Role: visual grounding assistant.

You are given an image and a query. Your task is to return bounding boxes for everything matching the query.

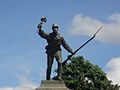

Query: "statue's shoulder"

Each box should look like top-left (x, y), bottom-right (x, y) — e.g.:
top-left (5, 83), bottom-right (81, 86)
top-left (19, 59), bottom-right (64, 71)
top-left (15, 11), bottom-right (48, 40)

top-left (57, 34), bottom-right (64, 39)
top-left (46, 32), bottom-right (52, 37)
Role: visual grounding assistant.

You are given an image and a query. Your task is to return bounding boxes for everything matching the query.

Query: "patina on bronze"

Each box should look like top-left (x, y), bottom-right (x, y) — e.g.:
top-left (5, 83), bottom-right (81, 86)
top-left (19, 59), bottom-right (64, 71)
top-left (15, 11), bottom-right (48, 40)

top-left (37, 16), bottom-right (73, 81)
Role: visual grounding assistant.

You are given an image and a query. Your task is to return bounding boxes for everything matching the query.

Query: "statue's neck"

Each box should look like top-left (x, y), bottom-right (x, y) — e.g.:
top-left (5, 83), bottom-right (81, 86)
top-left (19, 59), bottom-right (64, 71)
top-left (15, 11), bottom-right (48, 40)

top-left (52, 32), bottom-right (58, 36)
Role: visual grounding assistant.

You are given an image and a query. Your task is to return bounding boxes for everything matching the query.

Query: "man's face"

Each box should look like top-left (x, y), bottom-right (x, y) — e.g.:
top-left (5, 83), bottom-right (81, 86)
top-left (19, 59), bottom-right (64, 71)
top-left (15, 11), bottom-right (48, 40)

top-left (52, 27), bottom-right (58, 34)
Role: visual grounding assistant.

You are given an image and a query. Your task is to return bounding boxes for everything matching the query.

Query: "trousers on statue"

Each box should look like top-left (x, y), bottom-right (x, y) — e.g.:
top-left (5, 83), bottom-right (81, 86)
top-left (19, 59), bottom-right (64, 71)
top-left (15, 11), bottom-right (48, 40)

top-left (46, 51), bottom-right (62, 80)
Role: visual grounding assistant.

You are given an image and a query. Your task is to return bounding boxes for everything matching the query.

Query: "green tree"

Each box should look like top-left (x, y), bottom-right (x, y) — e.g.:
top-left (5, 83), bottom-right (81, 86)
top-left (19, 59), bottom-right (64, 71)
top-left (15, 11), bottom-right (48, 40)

top-left (62, 56), bottom-right (120, 90)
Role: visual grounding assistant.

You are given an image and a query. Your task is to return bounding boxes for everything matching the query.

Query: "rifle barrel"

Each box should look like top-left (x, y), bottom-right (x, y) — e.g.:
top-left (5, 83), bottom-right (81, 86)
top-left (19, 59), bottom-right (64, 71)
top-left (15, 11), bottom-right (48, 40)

top-left (62, 26), bottom-right (103, 66)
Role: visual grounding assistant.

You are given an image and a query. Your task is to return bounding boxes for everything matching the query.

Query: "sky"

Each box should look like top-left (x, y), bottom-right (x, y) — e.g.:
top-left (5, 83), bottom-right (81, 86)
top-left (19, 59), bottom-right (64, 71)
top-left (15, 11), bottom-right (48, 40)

top-left (0, 0), bottom-right (120, 90)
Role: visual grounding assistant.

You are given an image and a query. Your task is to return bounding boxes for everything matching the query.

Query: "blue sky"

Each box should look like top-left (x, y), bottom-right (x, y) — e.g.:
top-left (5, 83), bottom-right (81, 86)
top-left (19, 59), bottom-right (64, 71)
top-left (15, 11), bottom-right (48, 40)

top-left (0, 0), bottom-right (120, 89)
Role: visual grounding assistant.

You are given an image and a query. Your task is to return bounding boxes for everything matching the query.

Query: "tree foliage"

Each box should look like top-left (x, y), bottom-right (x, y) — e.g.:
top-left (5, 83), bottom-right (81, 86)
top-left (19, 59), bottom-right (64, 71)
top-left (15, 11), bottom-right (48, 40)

top-left (62, 56), bottom-right (120, 90)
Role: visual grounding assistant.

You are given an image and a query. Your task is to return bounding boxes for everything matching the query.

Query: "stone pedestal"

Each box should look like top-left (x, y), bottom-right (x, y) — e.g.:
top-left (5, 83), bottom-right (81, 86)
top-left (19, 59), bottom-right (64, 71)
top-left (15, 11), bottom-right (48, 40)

top-left (35, 80), bottom-right (69, 90)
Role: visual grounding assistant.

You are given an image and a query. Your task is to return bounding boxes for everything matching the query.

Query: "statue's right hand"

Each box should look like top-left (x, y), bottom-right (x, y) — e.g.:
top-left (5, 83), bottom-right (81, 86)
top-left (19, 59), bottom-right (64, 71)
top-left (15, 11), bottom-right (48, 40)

top-left (37, 23), bottom-right (42, 28)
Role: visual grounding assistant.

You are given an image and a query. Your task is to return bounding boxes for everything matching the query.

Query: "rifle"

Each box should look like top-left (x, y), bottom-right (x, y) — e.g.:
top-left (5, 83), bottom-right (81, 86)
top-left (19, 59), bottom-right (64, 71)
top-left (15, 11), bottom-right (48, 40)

top-left (62, 26), bottom-right (103, 66)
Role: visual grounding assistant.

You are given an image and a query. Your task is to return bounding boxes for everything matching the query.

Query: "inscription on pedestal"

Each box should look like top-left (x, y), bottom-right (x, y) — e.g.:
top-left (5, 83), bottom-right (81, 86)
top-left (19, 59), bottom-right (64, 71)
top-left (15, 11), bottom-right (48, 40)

top-left (35, 80), bottom-right (69, 90)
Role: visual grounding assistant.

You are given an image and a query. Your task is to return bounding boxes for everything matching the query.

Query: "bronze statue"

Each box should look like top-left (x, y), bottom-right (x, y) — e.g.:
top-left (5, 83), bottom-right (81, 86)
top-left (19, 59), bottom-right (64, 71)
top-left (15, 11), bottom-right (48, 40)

top-left (37, 16), bottom-right (73, 80)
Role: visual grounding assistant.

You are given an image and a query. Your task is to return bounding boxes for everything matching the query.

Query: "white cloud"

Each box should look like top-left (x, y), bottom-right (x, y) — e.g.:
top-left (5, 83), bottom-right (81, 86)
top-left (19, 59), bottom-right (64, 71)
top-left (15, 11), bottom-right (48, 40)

top-left (105, 57), bottom-right (120, 85)
top-left (0, 87), bottom-right (13, 90)
top-left (69, 13), bottom-right (120, 44)
top-left (0, 62), bottom-right (46, 90)
top-left (16, 74), bottom-right (37, 89)
top-left (0, 66), bottom-right (37, 90)
top-left (0, 76), bottom-right (38, 90)
top-left (0, 87), bottom-right (33, 90)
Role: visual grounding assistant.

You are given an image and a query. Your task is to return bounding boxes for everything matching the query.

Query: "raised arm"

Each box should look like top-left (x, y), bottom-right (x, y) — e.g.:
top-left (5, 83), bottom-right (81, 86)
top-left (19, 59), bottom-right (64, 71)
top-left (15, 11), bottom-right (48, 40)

top-left (37, 16), bottom-right (48, 39)
top-left (37, 24), bottom-right (48, 39)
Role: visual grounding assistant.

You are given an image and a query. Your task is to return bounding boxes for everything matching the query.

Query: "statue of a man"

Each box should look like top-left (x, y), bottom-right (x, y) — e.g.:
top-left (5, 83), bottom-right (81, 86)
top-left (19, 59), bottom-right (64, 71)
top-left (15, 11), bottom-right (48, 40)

top-left (37, 18), bottom-right (73, 80)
